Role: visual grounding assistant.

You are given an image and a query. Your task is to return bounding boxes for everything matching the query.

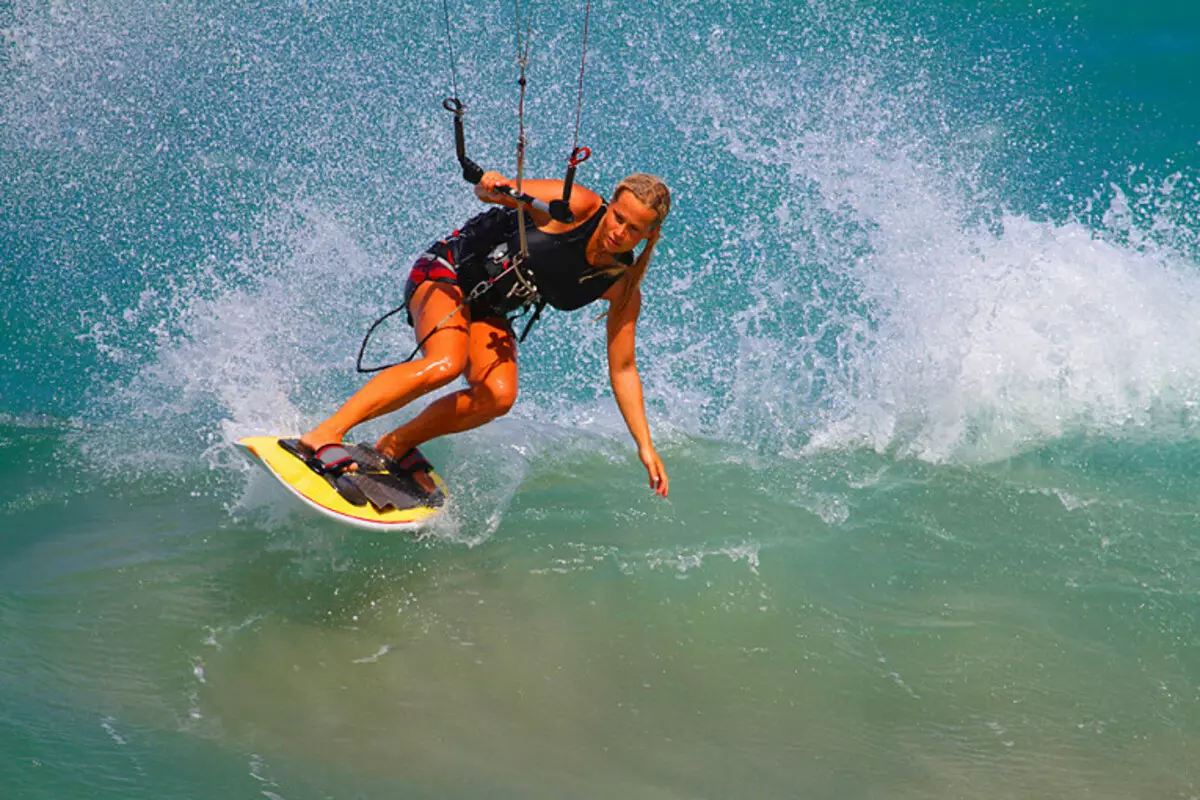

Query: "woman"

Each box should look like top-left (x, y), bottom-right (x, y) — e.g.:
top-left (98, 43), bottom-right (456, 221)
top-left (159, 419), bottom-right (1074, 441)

top-left (299, 171), bottom-right (671, 498)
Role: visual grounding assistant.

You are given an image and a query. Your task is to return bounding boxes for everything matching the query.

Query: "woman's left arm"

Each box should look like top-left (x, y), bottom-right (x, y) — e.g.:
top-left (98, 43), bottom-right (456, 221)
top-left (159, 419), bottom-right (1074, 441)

top-left (605, 277), bottom-right (669, 498)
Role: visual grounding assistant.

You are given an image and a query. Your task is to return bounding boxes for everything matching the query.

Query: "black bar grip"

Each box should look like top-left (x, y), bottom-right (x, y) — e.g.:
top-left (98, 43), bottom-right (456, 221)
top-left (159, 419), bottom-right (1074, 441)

top-left (494, 185), bottom-right (574, 223)
top-left (453, 116), bottom-right (484, 183)
top-left (443, 97), bottom-right (483, 184)
top-left (493, 185), bottom-right (549, 214)
top-left (553, 146), bottom-right (590, 223)
top-left (444, 98), bottom-right (467, 158)
top-left (560, 162), bottom-right (578, 203)
top-left (453, 116), bottom-right (467, 161)
top-left (460, 157), bottom-right (484, 185)
top-left (547, 199), bottom-right (574, 224)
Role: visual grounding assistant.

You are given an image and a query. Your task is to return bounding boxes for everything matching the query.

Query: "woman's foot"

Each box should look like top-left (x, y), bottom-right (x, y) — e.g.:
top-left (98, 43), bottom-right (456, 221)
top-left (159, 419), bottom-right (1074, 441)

top-left (299, 426), bottom-right (357, 472)
top-left (375, 433), bottom-right (437, 495)
top-left (300, 423), bottom-right (342, 450)
top-left (373, 430), bottom-right (410, 461)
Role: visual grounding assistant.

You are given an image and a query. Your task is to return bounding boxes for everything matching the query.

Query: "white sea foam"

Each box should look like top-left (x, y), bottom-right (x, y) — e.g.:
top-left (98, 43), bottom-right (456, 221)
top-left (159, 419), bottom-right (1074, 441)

top-left (619, 2), bottom-right (1200, 464)
top-left (21, 0), bottom-right (1199, 485)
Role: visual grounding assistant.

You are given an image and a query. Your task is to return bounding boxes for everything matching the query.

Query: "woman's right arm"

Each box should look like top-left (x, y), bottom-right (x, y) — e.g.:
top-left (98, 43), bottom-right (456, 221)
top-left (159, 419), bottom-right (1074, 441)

top-left (475, 171), bottom-right (602, 228)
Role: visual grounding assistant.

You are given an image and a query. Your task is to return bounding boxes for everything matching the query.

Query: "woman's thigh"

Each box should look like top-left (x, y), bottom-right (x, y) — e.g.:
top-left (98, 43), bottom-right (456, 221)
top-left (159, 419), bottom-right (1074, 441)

top-left (409, 281), bottom-right (470, 371)
top-left (465, 316), bottom-right (518, 407)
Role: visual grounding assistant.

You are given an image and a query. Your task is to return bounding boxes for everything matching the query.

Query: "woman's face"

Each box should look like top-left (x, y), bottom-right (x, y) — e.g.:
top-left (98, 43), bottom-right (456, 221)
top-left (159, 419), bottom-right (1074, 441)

top-left (600, 191), bottom-right (658, 254)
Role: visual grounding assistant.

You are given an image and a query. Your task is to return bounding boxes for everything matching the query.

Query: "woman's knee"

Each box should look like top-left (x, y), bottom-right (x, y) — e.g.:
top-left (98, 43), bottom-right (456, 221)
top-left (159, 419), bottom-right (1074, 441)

top-left (472, 377), bottom-right (518, 418)
top-left (422, 354), bottom-right (467, 388)
top-left (385, 353), bottom-right (463, 391)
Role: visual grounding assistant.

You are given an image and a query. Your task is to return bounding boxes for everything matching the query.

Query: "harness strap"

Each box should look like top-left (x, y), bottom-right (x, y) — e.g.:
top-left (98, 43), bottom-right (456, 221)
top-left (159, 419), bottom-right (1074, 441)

top-left (356, 251), bottom-right (542, 374)
top-left (518, 299), bottom-right (547, 343)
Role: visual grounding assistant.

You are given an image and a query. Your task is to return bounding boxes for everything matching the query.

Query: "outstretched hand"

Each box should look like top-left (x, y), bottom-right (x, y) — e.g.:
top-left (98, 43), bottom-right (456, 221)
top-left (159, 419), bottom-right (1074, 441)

top-left (639, 444), bottom-right (669, 498)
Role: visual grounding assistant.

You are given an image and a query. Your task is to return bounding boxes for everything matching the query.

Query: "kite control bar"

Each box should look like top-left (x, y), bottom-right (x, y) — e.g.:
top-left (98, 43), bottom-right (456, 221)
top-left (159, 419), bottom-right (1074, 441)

top-left (443, 97), bottom-right (584, 224)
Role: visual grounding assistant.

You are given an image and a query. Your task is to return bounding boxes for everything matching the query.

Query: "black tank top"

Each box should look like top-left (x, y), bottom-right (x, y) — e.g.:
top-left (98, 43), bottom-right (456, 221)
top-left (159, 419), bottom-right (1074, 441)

top-left (445, 205), bottom-right (633, 320)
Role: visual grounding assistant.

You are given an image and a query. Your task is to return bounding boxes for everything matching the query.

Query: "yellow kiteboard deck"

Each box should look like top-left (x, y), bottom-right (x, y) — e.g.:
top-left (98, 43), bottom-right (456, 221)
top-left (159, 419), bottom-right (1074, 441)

top-left (237, 436), bottom-right (446, 532)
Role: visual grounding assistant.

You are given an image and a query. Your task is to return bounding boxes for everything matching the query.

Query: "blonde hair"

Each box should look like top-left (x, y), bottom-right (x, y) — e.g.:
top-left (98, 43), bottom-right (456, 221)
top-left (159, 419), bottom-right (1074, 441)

top-left (589, 174), bottom-right (670, 319)
top-left (612, 173), bottom-right (671, 229)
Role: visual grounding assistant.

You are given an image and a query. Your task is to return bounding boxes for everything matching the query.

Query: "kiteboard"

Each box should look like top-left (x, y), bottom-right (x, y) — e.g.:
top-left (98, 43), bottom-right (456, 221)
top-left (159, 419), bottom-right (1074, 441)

top-left (236, 436), bottom-right (446, 532)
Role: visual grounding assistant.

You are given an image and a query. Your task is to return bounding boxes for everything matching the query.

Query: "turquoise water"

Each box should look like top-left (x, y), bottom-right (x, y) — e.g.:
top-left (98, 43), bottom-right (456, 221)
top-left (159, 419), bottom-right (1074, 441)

top-left (3, 0), bottom-right (1200, 797)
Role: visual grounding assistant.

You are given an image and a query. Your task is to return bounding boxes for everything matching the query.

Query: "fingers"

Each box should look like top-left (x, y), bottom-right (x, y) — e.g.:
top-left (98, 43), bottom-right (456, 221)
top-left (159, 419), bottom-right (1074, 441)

top-left (479, 171), bottom-right (510, 193)
top-left (646, 457), bottom-right (669, 498)
top-left (637, 446), bottom-right (668, 498)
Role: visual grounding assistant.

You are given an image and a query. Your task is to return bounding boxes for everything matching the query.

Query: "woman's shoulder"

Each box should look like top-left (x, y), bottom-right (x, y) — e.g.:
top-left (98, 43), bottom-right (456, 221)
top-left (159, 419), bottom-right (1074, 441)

top-left (553, 185), bottom-right (605, 233)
